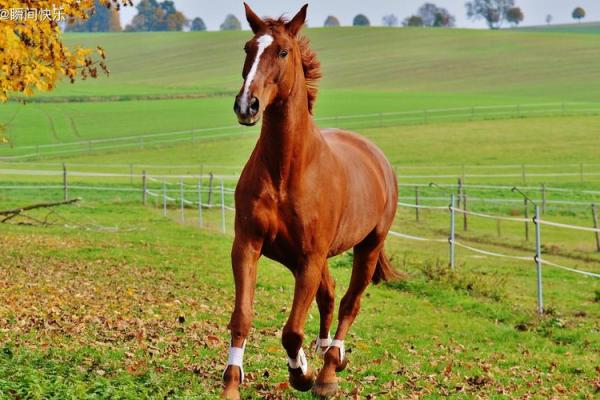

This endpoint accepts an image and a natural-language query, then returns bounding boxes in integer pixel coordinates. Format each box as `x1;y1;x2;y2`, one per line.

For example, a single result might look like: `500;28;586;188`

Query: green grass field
1;25;600;398
0;204;598;399
2;27;600;152
517;21;600;35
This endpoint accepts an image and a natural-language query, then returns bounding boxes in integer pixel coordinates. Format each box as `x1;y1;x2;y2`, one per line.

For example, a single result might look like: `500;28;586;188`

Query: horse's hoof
220;386;241;400
288;366;315;392
311;381;338;398
336;356;349;373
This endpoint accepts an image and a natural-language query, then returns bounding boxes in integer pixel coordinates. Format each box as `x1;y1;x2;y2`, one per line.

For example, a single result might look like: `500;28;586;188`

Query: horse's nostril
249;97;259;116
233;100;241;114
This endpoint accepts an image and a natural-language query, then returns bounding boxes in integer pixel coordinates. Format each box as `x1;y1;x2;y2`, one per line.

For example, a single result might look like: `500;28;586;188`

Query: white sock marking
240;34;274;113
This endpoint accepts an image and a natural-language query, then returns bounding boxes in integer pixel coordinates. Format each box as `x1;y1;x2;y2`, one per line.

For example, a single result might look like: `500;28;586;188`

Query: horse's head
234;3;310;126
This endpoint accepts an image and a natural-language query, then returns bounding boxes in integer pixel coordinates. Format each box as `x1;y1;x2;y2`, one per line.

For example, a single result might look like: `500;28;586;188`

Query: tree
403;15;424;27
353;14;370;26
465;0;515;29
572;7;586;23
506;7;524;26
66;0;122;32
417;3;455;27
191;17;206;31
382;14;399;27
0;0;128;102
324;15;341;27
220;14;242;31
125;0;188;31
546;14;553;25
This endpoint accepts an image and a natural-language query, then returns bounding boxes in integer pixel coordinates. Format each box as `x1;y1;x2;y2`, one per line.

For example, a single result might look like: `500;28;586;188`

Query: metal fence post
449;194;456;270
198;179;203;228
162;179;167;217
534;205;543;315
592;204;600;252
457;178;463;209
208;172;214;206
524;198;529;241
541;184;546;215
142;170;147;206
180;180;185;223
463;194;468;232
220;178;226;234
62;163;68;201
415;186;420;222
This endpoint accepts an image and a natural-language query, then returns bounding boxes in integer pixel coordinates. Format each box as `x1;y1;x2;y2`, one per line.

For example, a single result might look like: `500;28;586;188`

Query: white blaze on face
240;34;274;114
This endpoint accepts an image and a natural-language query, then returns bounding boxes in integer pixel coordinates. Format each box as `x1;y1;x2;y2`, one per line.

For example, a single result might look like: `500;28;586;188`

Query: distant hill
516;21;600;34
48;27;600;102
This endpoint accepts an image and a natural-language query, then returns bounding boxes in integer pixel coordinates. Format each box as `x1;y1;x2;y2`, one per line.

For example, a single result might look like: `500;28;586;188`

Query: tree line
67;0;590;32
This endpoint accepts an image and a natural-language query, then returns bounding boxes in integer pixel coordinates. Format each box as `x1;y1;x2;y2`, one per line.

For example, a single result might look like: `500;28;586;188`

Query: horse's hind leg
313;234;383;397
315;263;335;352
282;258;323;392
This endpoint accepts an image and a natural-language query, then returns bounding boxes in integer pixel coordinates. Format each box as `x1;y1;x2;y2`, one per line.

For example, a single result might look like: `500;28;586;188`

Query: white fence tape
451;207;530;223
537;219;600;233
453;241;533;261
397;202;448;210
540;259;600;279
388;230;447;243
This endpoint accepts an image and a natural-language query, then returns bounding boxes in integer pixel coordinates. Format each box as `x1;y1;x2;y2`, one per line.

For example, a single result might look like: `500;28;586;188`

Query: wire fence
388;195;600;314
2;102;600;160
2;168;600;313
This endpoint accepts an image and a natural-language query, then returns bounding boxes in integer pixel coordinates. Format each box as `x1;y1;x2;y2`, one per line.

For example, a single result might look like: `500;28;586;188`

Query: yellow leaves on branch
0;0;131;101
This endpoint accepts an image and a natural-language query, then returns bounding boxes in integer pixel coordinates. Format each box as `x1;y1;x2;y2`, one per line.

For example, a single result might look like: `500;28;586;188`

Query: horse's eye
279;49;288;58
244;45;249;53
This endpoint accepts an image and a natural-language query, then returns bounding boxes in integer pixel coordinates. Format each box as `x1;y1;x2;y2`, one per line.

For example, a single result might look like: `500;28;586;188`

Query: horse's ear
244;3;265;33
286;4;308;36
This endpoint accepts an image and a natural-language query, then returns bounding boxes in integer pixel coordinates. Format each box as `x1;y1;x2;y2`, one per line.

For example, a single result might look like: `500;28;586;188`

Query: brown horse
222;3;399;399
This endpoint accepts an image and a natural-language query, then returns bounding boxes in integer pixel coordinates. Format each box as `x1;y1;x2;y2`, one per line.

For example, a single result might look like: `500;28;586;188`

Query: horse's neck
257;90;320;189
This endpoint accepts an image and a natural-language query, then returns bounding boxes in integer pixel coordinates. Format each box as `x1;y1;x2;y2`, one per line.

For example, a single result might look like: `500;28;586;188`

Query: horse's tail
371;249;403;284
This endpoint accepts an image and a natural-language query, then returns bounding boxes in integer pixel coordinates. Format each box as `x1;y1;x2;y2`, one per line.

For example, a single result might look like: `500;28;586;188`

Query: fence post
521;164;526;185
415;186;420;222
62;163;68;201
142;170;147;205
180;180;185;223
162;179;167;217
463;194;468;232
592;204;600;252
541;184;546;215
207;172;214;206
220;178;226;234
198;179;203;228
457;178;463;209
524;198;529;241
534;205;544;315
449;194;456;270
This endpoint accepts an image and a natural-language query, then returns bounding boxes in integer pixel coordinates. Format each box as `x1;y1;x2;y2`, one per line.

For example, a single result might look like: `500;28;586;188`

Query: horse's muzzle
234;95;260;126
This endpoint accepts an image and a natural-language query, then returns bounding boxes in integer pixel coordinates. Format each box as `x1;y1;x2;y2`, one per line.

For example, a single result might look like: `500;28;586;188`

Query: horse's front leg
315;263;335;353
221;235;263;400
283;257;324;392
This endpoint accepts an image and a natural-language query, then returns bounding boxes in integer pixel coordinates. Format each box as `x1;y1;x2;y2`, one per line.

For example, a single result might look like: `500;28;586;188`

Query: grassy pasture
517;22;600;35
2;27;600;151
0;204;598;398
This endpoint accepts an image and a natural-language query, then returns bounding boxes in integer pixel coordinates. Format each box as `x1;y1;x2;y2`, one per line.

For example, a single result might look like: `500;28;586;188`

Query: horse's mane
265;17;322;114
